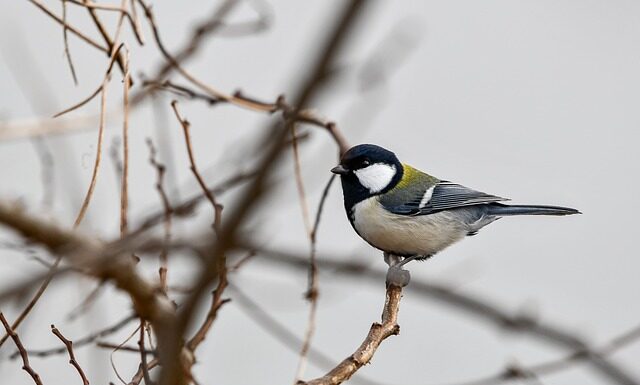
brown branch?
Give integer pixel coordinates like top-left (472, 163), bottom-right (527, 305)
top-left (73, 78), bottom-right (108, 228)
top-left (294, 170), bottom-right (335, 382)
top-left (61, 0), bottom-right (79, 85)
top-left (160, 1), bottom-right (368, 384)
top-left (51, 325), bottom-right (90, 385)
top-left (63, 0), bottom-right (145, 44)
top-left (255, 247), bottom-right (640, 385)
top-left (53, 28), bottom-right (125, 119)
top-left (0, 202), bottom-right (181, 385)
top-left (26, 0), bottom-right (108, 53)
top-left (185, 285), bottom-right (231, 352)
top-left (171, 100), bottom-right (223, 233)
top-left (81, 0), bottom-right (128, 78)
top-left (146, 139), bottom-right (172, 292)
top-left (296, 175), bottom-right (336, 379)
top-left (129, 358), bottom-right (159, 385)
top-left (96, 341), bottom-right (155, 354)
top-left (0, 312), bottom-right (43, 385)
top-left (0, 256), bottom-right (61, 348)
top-left (300, 284), bottom-right (403, 385)
top-left (18, 314), bottom-right (136, 358)
top-left (136, 0), bottom-right (349, 155)
top-left (172, 100), bottom-right (230, 356)
top-left (138, 320), bottom-right (153, 385)
top-left (229, 284), bottom-right (390, 385)
top-left (120, 48), bottom-right (131, 236)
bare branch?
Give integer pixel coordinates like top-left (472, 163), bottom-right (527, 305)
top-left (21, 314), bottom-right (135, 358)
top-left (26, 0), bottom-right (108, 53)
top-left (61, 0), bottom-right (79, 85)
top-left (73, 78), bottom-right (108, 228)
top-left (0, 312), bottom-right (44, 385)
top-left (300, 284), bottom-right (403, 385)
top-left (171, 100), bottom-right (223, 233)
top-left (146, 139), bottom-right (172, 292)
top-left (120, 48), bottom-right (131, 236)
top-left (0, 256), bottom-right (61, 348)
top-left (51, 325), bottom-right (90, 385)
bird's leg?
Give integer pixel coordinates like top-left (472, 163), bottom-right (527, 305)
top-left (395, 255), bottom-right (419, 268)
top-left (384, 252), bottom-right (412, 287)
top-left (384, 252), bottom-right (403, 267)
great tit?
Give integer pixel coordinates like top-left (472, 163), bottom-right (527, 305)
top-left (331, 144), bottom-right (579, 283)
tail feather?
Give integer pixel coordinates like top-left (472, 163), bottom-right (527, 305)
top-left (487, 204), bottom-right (581, 217)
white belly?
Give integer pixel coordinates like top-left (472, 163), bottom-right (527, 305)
top-left (351, 197), bottom-right (470, 256)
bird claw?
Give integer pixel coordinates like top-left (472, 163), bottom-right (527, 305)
top-left (386, 265), bottom-right (411, 287)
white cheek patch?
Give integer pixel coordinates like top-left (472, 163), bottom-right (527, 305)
top-left (353, 163), bottom-right (397, 193)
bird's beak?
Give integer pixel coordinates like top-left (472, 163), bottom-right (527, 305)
top-left (331, 165), bottom-right (349, 175)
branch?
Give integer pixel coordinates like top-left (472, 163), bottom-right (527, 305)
top-left (0, 202), bottom-right (181, 385)
top-left (51, 325), bottom-right (90, 385)
top-left (255, 247), bottom-right (640, 385)
top-left (0, 312), bottom-right (43, 385)
top-left (300, 284), bottom-right (403, 385)
top-left (0, 256), bottom-right (61, 348)
top-left (171, 100), bottom-right (223, 233)
top-left (26, 0), bottom-right (108, 53)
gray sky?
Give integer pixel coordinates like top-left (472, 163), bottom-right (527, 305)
top-left (0, 1), bottom-right (639, 384)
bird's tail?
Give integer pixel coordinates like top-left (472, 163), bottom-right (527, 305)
top-left (487, 204), bottom-right (581, 217)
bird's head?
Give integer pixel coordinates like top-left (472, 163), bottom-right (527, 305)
top-left (331, 144), bottom-right (403, 198)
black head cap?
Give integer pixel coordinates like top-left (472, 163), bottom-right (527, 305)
top-left (334, 144), bottom-right (400, 174)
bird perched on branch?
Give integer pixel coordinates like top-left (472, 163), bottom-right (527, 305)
top-left (331, 144), bottom-right (580, 286)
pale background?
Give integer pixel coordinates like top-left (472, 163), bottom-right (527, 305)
top-left (0, 1), bottom-right (639, 384)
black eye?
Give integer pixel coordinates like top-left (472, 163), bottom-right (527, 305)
top-left (361, 159), bottom-right (370, 167)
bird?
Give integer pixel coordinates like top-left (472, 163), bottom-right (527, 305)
top-left (331, 144), bottom-right (580, 285)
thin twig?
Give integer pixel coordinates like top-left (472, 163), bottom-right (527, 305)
top-left (51, 325), bottom-right (90, 385)
top-left (61, 0), bottom-right (79, 85)
top-left (138, 319), bottom-right (153, 385)
top-left (146, 139), bottom-right (172, 292)
top-left (171, 100), bottom-right (223, 233)
top-left (290, 124), bottom-right (313, 235)
top-left (0, 256), bottom-right (61, 348)
top-left (73, 78), bottom-right (108, 228)
top-left (295, 174), bottom-right (336, 381)
top-left (63, 0), bottom-right (145, 43)
top-left (20, 314), bottom-right (136, 358)
top-left (129, 359), bottom-right (159, 385)
top-left (0, 312), bottom-right (44, 385)
top-left (26, 0), bottom-right (108, 53)
top-left (120, 48), bottom-right (130, 236)
top-left (53, 28), bottom-right (125, 119)
top-left (81, 0), bottom-right (128, 79)
top-left (294, 143), bottom-right (330, 382)
top-left (96, 341), bottom-right (155, 354)
top-left (171, 100), bottom-right (230, 355)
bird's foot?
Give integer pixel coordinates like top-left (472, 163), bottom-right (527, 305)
top-left (386, 265), bottom-right (411, 287)
top-left (384, 254), bottom-right (420, 287)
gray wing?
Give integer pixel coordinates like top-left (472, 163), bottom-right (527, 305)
top-left (382, 181), bottom-right (509, 216)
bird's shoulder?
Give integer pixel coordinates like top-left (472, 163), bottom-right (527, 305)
top-left (378, 163), bottom-right (439, 213)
